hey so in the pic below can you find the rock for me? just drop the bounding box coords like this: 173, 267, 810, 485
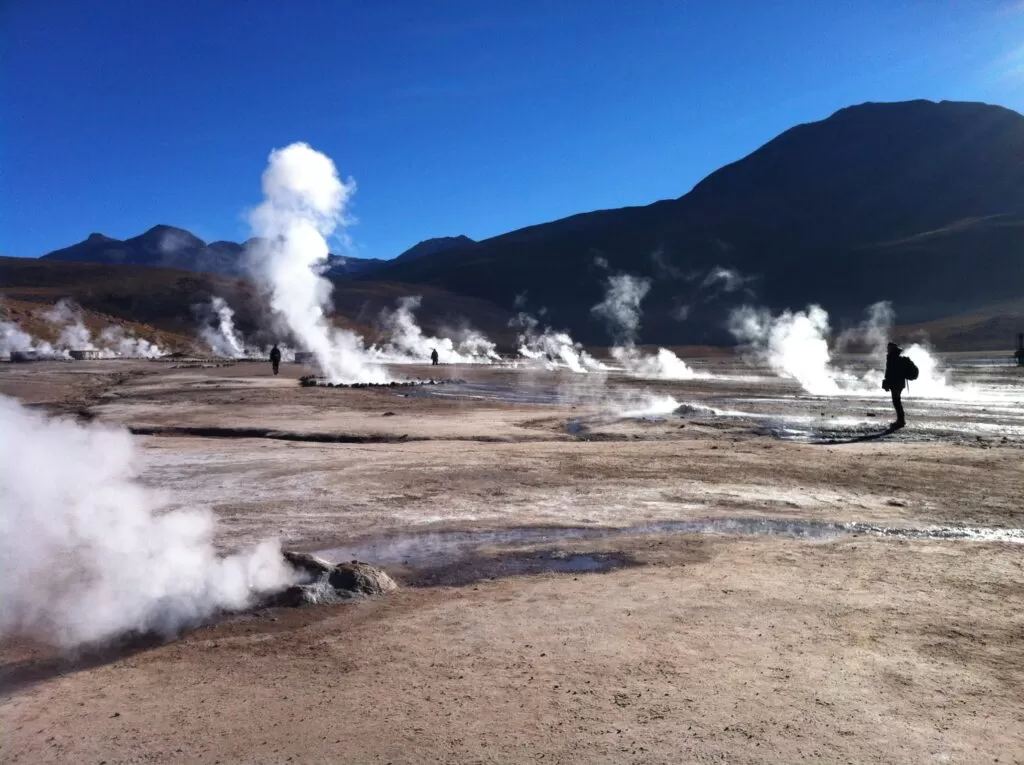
269, 552, 397, 608
329, 561, 398, 596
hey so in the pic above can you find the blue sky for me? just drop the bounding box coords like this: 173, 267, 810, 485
3, 0, 1024, 260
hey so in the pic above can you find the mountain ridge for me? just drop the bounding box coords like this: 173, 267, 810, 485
40, 227, 479, 280
359, 99, 1024, 344
30, 98, 1024, 348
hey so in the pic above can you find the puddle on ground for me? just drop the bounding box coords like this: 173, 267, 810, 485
409, 551, 639, 587
319, 516, 1024, 584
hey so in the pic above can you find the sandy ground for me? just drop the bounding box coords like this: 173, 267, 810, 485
1, 357, 1023, 763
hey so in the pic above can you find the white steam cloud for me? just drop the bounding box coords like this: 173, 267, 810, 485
1, 319, 65, 360
513, 312, 605, 373
2, 302, 164, 360
0, 396, 297, 650
371, 296, 500, 364
592, 272, 705, 380
200, 296, 247, 358
98, 326, 165, 359
43, 299, 96, 351
591, 274, 650, 344
246, 142, 386, 384
727, 301, 1000, 401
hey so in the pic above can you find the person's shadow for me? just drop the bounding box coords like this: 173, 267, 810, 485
807, 423, 903, 445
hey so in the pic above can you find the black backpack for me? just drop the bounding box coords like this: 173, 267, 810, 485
900, 355, 919, 381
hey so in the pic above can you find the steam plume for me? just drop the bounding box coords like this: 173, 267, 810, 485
246, 142, 385, 384
42, 299, 96, 351
373, 296, 499, 364
1, 319, 64, 359
592, 272, 703, 380
727, 301, 1000, 401
513, 312, 605, 373
200, 296, 247, 358
0, 396, 296, 649
591, 274, 650, 345
728, 304, 841, 394
99, 326, 165, 359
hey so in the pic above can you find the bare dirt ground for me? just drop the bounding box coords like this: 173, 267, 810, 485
2, 357, 1023, 763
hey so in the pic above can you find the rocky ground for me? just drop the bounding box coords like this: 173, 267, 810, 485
1, 357, 1023, 763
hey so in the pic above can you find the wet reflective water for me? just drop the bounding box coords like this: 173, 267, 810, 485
403, 359, 1024, 447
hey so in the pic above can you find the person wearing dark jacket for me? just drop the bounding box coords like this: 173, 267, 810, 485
882, 342, 906, 429
430, 348, 439, 366
270, 344, 282, 375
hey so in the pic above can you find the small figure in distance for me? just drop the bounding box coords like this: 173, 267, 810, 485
430, 348, 439, 366
882, 342, 917, 430
270, 344, 282, 376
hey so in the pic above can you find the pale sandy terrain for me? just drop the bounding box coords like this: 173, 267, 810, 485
1, 357, 1023, 763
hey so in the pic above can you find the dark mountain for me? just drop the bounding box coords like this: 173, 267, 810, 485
322, 236, 474, 276
395, 235, 475, 263
361, 100, 1024, 345
324, 254, 388, 277
42, 225, 387, 278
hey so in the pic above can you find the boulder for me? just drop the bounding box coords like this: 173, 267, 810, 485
268, 552, 397, 608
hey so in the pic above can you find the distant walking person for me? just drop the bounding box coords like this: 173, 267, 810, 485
882, 342, 918, 430
430, 348, 439, 366
270, 344, 282, 376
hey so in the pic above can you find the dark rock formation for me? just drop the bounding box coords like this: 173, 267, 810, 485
268, 551, 397, 607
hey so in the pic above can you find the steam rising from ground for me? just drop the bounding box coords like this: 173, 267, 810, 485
246, 143, 386, 384
0, 397, 297, 650
1, 319, 63, 359
98, 326, 165, 359
513, 312, 605, 373
592, 273, 704, 380
728, 301, 1006, 401
372, 296, 499, 364
200, 297, 248, 358
43, 299, 96, 351
0, 300, 165, 359
591, 274, 650, 343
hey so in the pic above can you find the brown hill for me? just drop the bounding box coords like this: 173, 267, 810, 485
0, 256, 516, 352
894, 298, 1024, 352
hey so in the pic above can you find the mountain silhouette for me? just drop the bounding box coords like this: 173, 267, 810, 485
394, 236, 476, 263
360, 99, 1024, 344
34, 99, 1024, 347
42, 225, 387, 277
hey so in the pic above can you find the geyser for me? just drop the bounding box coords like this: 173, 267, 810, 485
246, 142, 386, 384
200, 296, 247, 358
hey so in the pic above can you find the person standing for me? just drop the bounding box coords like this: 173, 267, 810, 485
270, 344, 282, 376
430, 348, 439, 366
882, 342, 914, 430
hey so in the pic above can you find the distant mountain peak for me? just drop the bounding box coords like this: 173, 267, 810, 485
134, 225, 205, 252
396, 235, 476, 262
43, 225, 388, 279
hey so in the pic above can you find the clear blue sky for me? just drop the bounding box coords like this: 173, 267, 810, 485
3, 0, 1024, 260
